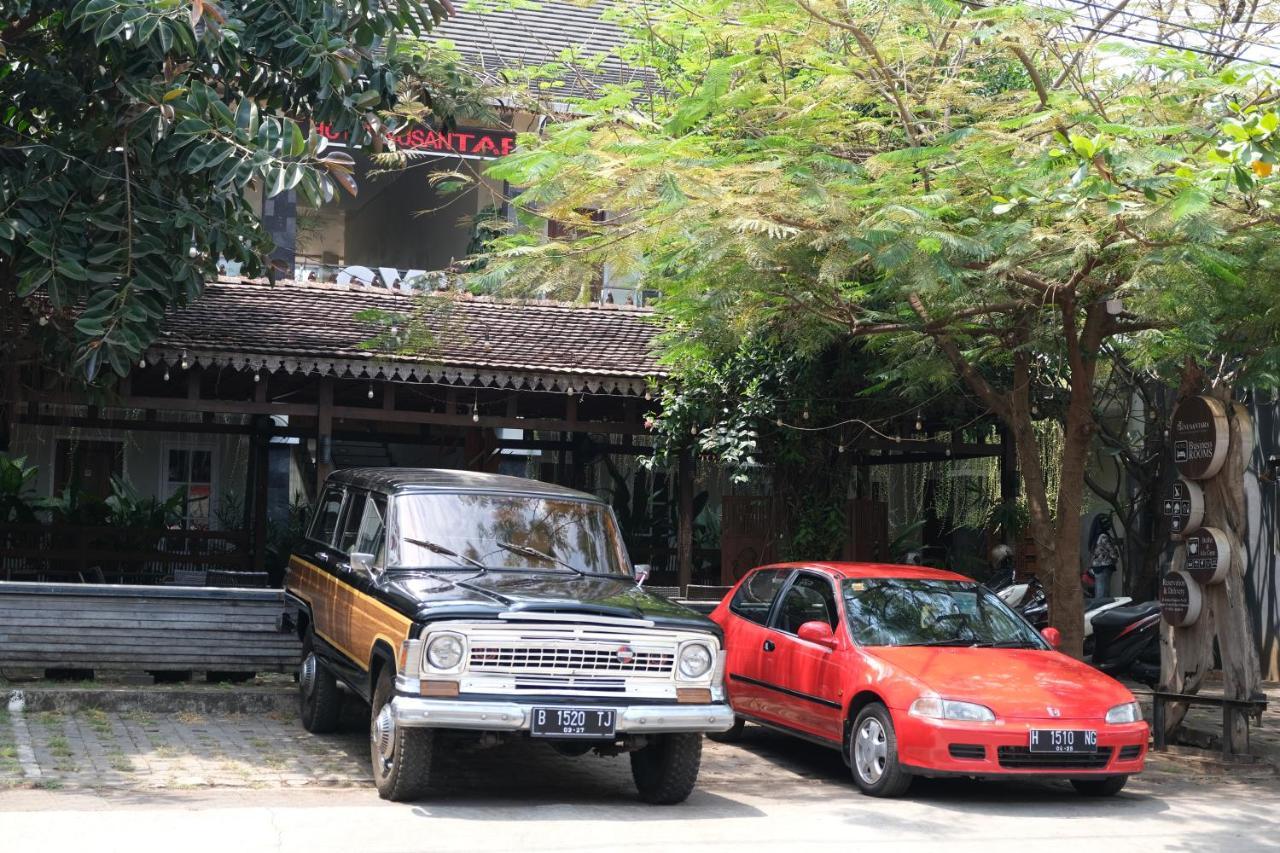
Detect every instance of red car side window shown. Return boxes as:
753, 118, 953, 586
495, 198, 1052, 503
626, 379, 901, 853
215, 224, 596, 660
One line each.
729, 569, 790, 625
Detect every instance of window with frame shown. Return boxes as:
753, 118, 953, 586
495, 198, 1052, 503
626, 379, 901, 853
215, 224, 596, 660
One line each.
729, 569, 790, 626
309, 487, 345, 546
352, 496, 386, 567
776, 573, 839, 634
165, 447, 214, 530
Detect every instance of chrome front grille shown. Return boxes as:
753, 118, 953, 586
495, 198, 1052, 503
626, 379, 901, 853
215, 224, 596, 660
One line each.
469, 645, 675, 675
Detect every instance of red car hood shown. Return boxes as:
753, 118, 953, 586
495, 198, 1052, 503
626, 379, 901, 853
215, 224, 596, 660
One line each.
866, 647, 1134, 720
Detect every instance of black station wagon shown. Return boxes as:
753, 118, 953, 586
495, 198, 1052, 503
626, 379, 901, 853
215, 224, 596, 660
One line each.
284, 468, 733, 803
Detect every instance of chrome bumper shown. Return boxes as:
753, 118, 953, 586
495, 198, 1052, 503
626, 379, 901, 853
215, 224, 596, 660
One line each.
389, 696, 736, 734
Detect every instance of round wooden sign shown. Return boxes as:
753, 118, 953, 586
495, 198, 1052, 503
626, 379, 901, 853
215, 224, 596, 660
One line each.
1171, 395, 1229, 480
1160, 570, 1202, 627
1162, 477, 1205, 536
1184, 526, 1231, 585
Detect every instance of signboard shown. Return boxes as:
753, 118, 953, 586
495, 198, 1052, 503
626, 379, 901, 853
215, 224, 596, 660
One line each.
1160, 570, 1202, 627
1184, 527, 1231, 585
1170, 395, 1229, 480
1162, 477, 1205, 536
314, 122, 516, 160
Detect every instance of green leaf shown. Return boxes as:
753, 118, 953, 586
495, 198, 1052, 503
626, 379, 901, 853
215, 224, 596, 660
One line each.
1169, 187, 1210, 219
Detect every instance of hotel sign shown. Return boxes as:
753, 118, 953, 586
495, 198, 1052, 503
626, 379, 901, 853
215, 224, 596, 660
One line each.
1170, 395, 1229, 480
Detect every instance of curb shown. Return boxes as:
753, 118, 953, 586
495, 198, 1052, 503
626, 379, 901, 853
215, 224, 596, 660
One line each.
8, 686, 298, 715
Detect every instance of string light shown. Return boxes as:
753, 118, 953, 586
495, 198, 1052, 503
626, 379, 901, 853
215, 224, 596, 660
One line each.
367, 384, 375, 400
472, 410, 480, 423
915, 411, 923, 433
802, 408, 810, 421
163, 368, 170, 381
179, 350, 189, 370
138, 357, 146, 368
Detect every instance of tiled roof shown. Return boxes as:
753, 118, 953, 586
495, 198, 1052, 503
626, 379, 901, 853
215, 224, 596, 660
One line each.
149, 278, 665, 394
427, 1, 655, 101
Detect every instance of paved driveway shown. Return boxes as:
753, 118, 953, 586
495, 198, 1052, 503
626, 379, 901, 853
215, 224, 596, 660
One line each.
3, 703, 1279, 852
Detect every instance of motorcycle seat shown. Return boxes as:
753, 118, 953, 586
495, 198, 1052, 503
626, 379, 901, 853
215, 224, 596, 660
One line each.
1091, 601, 1159, 628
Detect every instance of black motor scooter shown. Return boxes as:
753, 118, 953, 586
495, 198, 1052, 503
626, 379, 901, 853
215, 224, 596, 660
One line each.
1089, 601, 1161, 686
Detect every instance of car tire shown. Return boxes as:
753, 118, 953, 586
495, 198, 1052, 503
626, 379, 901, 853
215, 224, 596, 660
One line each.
370, 667, 436, 802
630, 733, 703, 804
1071, 775, 1128, 797
707, 716, 746, 743
298, 633, 342, 734
849, 703, 913, 797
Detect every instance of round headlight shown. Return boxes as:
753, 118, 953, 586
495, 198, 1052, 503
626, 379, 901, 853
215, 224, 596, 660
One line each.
425, 634, 465, 670
678, 643, 714, 679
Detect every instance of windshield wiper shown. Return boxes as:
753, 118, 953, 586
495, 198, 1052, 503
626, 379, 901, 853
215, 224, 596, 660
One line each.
987, 639, 1042, 648
402, 537, 486, 571
494, 541, 586, 577
909, 638, 981, 647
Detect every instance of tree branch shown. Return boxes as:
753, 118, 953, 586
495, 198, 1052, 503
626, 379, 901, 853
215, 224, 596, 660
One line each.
908, 292, 1009, 419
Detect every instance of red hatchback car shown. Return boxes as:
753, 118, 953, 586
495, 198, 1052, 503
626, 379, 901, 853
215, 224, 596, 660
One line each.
709, 562, 1148, 797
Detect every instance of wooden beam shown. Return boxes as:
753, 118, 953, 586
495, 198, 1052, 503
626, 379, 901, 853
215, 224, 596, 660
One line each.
251, 431, 269, 573
316, 378, 333, 493
15, 391, 649, 433
677, 449, 694, 591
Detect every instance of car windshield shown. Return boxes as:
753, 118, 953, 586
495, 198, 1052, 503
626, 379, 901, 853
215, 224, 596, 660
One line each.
389, 493, 631, 576
841, 578, 1046, 648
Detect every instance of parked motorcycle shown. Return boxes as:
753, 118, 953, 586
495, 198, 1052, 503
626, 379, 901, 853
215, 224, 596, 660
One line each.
1088, 601, 1161, 686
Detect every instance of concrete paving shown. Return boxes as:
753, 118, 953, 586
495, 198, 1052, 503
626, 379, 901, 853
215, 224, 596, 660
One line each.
2, 681, 1279, 851
1, 720, 1278, 852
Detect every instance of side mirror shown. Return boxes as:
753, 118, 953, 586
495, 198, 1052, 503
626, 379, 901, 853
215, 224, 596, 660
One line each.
798, 620, 838, 650
350, 552, 378, 578
1041, 627, 1062, 650
633, 564, 651, 587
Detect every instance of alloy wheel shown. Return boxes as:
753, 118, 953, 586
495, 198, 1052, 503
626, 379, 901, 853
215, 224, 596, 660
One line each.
854, 717, 888, 784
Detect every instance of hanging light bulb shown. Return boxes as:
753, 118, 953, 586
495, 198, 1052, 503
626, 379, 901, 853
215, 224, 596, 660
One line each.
472, 410, 480, 423
644, 390, 652, 401
163, 368, 170, 381
1030, 403, 1039, 415
915, 411, 923, 433
691, 424, 698, 435
802, 408, 810, 421
367, 384, 374, 400
838, 443, 845, 454
180, 350, 189, 370
138, 357, 146, 369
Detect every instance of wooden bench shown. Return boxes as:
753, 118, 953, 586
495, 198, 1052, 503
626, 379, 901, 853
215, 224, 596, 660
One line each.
0, 580, 300, 679
1150, 689, 1269, 758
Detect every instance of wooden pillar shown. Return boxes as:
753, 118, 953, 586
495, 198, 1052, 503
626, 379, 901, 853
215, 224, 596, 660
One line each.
999, 425, 1019, 505
251, 425, 269, 573
677, 449, 694, 591
316, 378, 333, 493
1, 357, 18, 452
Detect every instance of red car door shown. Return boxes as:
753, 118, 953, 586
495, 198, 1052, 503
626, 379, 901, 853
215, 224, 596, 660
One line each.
758, 571, 846, 743
720, 568, 792, 718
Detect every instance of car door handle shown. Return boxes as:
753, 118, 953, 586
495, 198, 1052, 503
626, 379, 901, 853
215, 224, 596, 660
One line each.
763, 640, 775, 652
